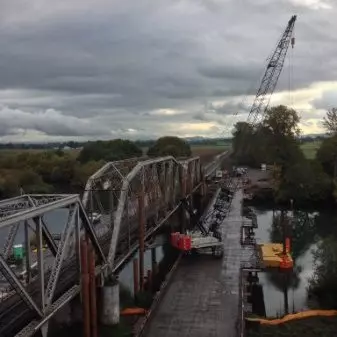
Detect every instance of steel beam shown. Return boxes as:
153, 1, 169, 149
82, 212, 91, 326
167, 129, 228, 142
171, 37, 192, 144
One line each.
0, 195, 29, 208
0, 195, 79, 229
2, 222, 20, 259
36, 216, 45, 312
45, 205, 77, 308
107, 157, 180, 267
28, 195, 59, 256
24, 221, 32, 284
78, 202, 106, 263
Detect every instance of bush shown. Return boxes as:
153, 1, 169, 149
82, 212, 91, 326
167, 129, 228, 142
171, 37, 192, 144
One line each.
147, 136, 191, 158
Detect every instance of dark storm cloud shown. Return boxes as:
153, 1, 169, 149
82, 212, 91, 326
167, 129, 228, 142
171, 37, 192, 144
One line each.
0, 0, 335, 140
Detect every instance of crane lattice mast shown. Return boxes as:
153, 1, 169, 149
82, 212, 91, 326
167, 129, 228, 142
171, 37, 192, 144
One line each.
247, 15, 297, 126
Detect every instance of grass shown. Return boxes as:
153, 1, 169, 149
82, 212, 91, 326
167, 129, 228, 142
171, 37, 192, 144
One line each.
247, 316, 337, 337
300, 141, 322, 160
191, 144, 231, 164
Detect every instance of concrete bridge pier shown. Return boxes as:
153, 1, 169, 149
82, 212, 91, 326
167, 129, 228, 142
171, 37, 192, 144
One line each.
100, 276, 120, 326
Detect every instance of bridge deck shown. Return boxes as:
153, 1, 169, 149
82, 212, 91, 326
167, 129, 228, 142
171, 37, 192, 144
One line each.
143, 189, 247, 337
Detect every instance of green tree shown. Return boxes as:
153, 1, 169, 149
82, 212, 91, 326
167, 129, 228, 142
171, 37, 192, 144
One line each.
322, 108, 337, 135
309, 236, 337, 308
147, 136, 191, 158
263, 105, 301, 138
78, 139, 142, 163
316, 134, 337, 177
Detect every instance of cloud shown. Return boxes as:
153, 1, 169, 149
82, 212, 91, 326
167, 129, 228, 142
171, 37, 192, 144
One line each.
0, 0, 336, 141
0, 106, 112, 137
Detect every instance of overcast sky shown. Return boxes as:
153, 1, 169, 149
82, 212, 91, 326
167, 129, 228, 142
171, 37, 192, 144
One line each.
0, 0, 336, 142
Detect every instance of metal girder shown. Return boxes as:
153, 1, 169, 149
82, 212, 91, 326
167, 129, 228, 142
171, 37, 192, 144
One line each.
0, 195, 79, 229
2, 195, 60, 263
107, 156, 180, 267
78, 202, 106, 263
0, 255, 43, 317
41, 222, 58, 257
82, 156, 147, 209
14, 285, 79, 337
28, 196, 58, 257
45, 205, 77, 308
2, 222, 20, 259
106, 156, 204, 268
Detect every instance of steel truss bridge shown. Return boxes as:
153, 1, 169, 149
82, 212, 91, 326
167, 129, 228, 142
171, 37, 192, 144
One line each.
0, 153, 227, 337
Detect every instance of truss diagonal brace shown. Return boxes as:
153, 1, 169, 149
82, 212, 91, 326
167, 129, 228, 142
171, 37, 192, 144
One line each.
28, 196, 58, 256
0, 254, 43, 317
45, 205, 77, 307
78, 202, 106, 263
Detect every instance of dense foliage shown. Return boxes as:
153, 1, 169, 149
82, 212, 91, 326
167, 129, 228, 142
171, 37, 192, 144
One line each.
0, 139, 143, 198
0, 137, 198, 199
232, 105, 331, 205
309, 236, 337, 308
147, 136, 191, 158
0, 150, 103, 198
78, 139, 143, 163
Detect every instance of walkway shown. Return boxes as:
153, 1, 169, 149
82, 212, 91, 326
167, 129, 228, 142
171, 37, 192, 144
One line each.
143, 189, 247, 337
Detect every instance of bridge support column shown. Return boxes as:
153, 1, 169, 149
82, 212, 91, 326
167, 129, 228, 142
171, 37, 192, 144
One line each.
100, 277, 120, 325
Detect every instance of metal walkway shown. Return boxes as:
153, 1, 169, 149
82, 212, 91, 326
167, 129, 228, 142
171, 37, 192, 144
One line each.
143, 188, 256, 337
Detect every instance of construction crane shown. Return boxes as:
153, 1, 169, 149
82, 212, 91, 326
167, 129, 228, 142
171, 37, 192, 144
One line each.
232, 15, 297, 188
171, 16, 297, 257
246, 15, 297, 126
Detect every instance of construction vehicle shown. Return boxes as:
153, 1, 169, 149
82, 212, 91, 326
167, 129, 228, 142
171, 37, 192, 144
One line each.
170, 189, 233, 257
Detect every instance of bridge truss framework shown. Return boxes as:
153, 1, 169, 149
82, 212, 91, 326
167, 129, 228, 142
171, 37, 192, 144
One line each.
0, 153, 227, 337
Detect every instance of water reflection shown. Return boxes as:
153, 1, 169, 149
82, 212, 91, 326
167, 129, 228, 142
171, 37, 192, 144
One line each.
253, 207, 336, 317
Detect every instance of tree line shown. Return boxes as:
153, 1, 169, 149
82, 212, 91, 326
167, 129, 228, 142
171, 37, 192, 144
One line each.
0, 137, 192, 199
232, 105, 337, 206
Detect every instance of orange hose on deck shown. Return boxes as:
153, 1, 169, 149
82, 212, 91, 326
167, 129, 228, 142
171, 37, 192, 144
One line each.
120, 307, 147, 316
246, 310, 337, 325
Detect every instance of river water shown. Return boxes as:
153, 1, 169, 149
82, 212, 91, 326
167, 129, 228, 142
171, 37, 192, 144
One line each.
252, 206, 337, 317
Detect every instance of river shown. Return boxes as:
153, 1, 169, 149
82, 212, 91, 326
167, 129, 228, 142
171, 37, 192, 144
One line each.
252, 206, 337, 317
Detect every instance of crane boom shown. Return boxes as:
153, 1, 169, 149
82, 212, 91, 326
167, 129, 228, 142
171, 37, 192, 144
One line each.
247, 15, 297, 125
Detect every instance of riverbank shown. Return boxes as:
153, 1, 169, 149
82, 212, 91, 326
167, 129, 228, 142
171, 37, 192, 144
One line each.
247, 315, 337, 337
